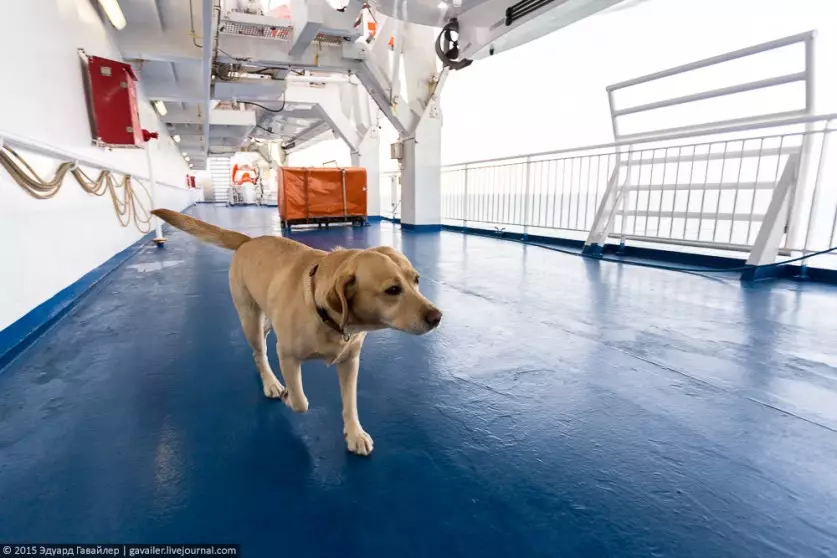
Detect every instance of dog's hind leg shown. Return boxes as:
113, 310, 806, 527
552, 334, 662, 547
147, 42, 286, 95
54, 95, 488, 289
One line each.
232, 291, 285, 399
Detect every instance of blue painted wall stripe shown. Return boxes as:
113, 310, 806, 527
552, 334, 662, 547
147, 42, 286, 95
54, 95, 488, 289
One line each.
0, 231, 153, 371
0, 203, 196, 372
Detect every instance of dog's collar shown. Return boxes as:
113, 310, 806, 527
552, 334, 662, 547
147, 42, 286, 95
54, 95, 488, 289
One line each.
309, 264, 351, 342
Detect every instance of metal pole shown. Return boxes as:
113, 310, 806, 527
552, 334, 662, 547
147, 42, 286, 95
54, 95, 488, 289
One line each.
462, 165, 469, 230
522, 157, 531, 238
786, 32, 817, 250
802, 124, 832, 253
391, 174, 397, 219
341, 168, 348, 218
145, 142, 165, 246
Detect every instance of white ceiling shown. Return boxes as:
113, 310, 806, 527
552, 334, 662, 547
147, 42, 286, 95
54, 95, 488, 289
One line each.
100, 0, 633, 170
107, 0, 335, 170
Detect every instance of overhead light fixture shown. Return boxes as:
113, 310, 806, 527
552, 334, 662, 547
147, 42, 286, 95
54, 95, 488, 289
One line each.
173, 134, 181, 143
438, 1, 447, 9
154, 101, 167, 116
98, 0, 127, 30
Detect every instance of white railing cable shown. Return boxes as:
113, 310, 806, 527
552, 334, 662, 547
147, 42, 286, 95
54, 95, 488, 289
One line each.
0, 130, 185, 233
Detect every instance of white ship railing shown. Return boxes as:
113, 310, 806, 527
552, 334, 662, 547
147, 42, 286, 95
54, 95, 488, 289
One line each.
437, 29, 834, 267
438, 113, 837, 265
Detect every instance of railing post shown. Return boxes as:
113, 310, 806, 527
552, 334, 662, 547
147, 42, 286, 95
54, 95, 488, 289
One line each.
390, 173, 398, 219
522, 157, 531, 239
801, 123, 832, 254
145, 143, 166, 247
462, 165, 469, 230
784, 31, 817, 250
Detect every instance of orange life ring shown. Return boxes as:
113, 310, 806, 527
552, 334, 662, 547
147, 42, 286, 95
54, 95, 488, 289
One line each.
232, 163, 258, 186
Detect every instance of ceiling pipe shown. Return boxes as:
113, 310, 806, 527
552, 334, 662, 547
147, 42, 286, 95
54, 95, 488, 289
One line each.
285, 74, 359, 85
200, 0, 213, 162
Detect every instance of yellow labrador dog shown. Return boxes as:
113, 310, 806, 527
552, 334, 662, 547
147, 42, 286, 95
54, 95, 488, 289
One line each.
152, 209, 442, 456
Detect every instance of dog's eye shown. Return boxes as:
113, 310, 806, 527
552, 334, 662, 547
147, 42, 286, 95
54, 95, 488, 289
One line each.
385, 285, 403, 296
414, 276, 420, 285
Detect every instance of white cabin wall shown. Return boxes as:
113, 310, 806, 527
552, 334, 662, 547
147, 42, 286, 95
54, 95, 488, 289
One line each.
0, 0, 195, 331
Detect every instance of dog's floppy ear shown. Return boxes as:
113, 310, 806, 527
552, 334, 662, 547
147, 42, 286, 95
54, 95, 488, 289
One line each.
326, 260, 357, 330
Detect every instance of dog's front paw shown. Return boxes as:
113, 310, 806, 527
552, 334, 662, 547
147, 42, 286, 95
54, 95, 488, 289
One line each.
282, 391, 309, 413
345, 427, 374, 456
262, 378, 286, 399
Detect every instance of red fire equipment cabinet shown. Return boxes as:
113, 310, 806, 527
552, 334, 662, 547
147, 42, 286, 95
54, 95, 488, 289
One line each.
81, 53, 144, 148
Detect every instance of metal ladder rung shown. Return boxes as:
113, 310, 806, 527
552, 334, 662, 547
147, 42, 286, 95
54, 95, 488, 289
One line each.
623, 181, 776, 192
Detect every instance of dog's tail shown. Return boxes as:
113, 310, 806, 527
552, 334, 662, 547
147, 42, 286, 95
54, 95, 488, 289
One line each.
152, 209, 251, 251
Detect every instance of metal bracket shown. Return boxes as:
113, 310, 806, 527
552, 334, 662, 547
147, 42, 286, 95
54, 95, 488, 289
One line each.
583, 162, 623, 251
746, 153, 801, 266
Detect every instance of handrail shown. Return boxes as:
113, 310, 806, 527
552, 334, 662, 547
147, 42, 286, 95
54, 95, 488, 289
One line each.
611, 73, 807, 118
440, 112, 837, 169
607, 31, 815, 143
606, 30, 816, 91
0, 129, 184, 190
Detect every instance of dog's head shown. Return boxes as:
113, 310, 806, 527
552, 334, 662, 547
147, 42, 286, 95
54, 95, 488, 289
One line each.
318, 246, 442, 335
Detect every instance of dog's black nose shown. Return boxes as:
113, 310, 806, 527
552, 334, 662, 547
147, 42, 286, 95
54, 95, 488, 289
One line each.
425, 308, 443, 329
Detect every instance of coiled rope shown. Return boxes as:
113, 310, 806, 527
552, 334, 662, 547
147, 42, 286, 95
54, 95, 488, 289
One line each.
1, 145, 153, 233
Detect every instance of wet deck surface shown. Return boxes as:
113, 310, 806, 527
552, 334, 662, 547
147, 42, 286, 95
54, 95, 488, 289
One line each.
1, 205, 836, 557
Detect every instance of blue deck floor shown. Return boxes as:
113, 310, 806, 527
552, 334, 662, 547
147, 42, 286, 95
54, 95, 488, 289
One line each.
2, 205, 837, 557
